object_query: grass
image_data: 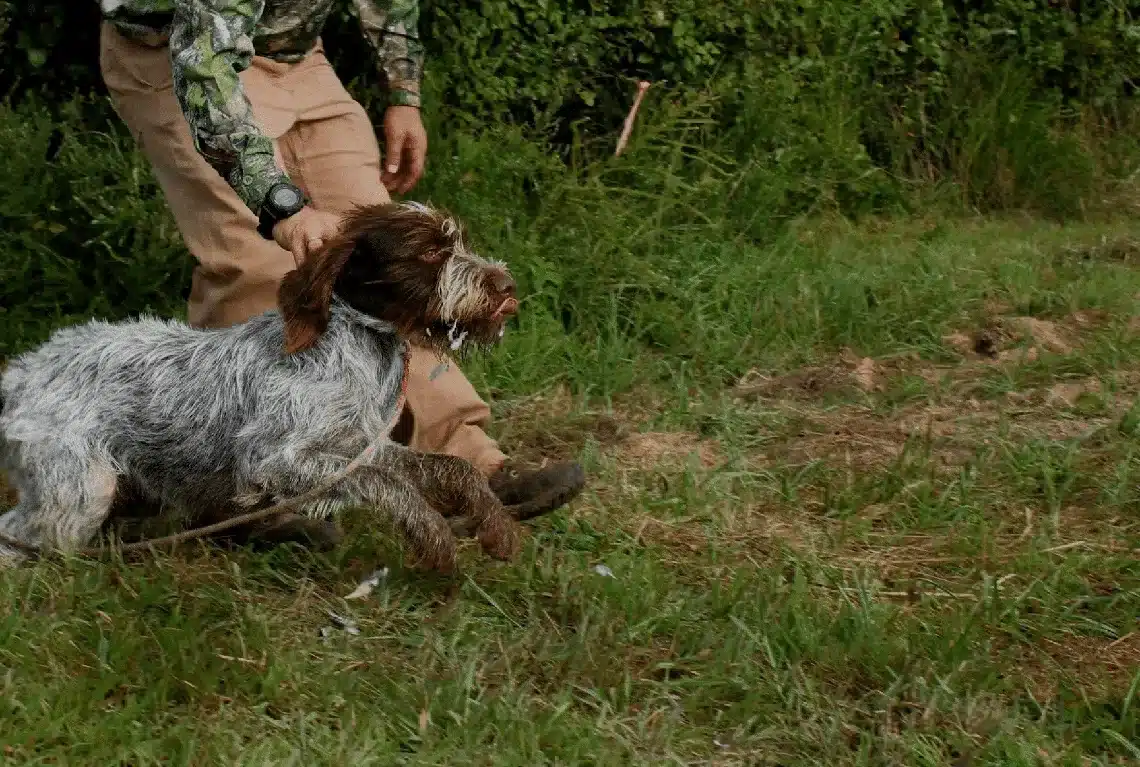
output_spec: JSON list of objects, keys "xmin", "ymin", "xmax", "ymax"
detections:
[
  {"xmin": 2, "ymin": 86, "xmax": 1140, "ymax": 764},
  {"xmin": 3, "ymin": 214, "xmax": 1139, "ymax": 765}
]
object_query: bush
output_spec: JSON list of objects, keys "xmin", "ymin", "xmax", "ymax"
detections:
[
  {"xmin": 4, "ymin": 2, "xmax": 1137, "ymax": 208},
  {"xmin": 3, "ymin": 1, "xmax": 1138, "ymax": 134},
  {"xmin": 1, "ymin": 1, "xmax": 1139, "ymax": 363},
  {"xmin": 0, "ymin": 98, "xmax": 193, "ymax": 357}
]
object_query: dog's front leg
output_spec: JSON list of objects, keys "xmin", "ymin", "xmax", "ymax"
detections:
[
  {"xmin": 250, "ymin": 452, "xmax": 460, "ymax": 573},
  {"xmin": 369, "ymin": 445, "xmax": 521, "ymax": 563},
  {"xmin": 343, "ymin": 464, "xmax": 461, "ymax": 573}
]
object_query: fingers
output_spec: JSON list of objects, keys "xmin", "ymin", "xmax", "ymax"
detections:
[
  {"xmin": 382, "ymin": 107, "xmax": 428, "ymax": 195},
  {"xmin": 291, "ymin": 236, "xmax": 309, "ymax": 266},
  {"xmin": 283, "ymin": 218, "xmax": 316, "ymax": 265},
  {"xmin": 383, "ymin": 128, "xmax": 406, "ymax": 193},
  {"xmin": 278, "ymin": 210, "xmax": 341, "ymax": 265},
  {"xmin": 302, "ymin": 217, "xmax": 341, "ymax": 262},
  {"xmin": 385, "ymin": 133, "xmax": 424, "ymax": 195},
  {"xmin": 396, "ymin": 138, "xmax": 425, "ymax": 195}
]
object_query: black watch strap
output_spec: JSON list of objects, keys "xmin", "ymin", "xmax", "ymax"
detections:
[{"xmin": 257, "ymin": 181, "xmax": 307, "ymax": 240}]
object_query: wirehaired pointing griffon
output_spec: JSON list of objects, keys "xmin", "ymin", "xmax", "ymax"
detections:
[{"xmin": 0, "ymin": 202, "xmax": 524, "ymax": 572}]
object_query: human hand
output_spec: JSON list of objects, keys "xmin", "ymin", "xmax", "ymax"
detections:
[
  {"xmin": 381, "ymin": 105, "xmax": 427, "ymax": 195},
  {"xmin": 272, "ymin": 207, "xmax": 342, "ymax": 265}
]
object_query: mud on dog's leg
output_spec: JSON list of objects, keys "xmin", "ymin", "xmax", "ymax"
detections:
[
  {"xmin": 375, "ymin": 447, "xmax": 521, "ymax": 562},
  {"xmin": 314, "ymin": 463, "xmax": 460, "ymax": 573}
]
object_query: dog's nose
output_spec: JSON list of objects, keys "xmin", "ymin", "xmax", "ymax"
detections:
[{"xmin": 489, "ymin": 270, "xmax": 515, "ymax": 296}]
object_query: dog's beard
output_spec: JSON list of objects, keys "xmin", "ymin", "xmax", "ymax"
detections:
[
  {"xmin": 421, "ymin": 255, "xmax": 514, "ymax": 358},
  {"xmin": 413, "ymin": 315, "xmax": 508, "ymax": 360}
]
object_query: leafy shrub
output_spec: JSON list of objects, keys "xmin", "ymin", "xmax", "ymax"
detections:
[
  {"xmin": 0, "ymin": 98, "xmax": 192, "ymax": 357},
  {"xmin": 3, "ymin": 1, "xmax": 1138, "ymax": 134},
  {"xmin": 1, "ymin": 0, "xmax": 1139, "ymax": 363}
]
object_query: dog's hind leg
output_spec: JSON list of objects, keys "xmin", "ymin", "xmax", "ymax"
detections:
[
  {"xmin": 0, "ymin": 502, "xmax": 37, "ymax": 565},
  {"xmin": 0, "ymin": 454, "xmax": 118, "ymax": 564}
]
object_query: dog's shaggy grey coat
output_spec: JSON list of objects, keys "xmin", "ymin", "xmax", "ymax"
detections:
[{"xmin": 0, "ymin": 201, "xmax": 521, "ymax": 570}]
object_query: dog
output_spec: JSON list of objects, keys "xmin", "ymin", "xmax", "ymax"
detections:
[{"xmin": 0, "ymin": 201, "xmax": 525, "ymax": 572}]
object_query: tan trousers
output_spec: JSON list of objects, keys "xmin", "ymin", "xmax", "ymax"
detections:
[{"xmin": 98, "ymin": 23, "xmax": 507, "ymax": 476}]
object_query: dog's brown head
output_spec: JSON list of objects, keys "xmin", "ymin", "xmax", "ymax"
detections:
[{"xmin": 278, "ymin": 202, "xmax": 518, "ymax": 356}]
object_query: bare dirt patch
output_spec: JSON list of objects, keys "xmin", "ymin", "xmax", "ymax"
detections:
[
  {"xmin": 954, "ymin": 315, "xmax": 1078, "ymax": 362},
  {"xmin": 770, "ymin": 405, "xmax": 968, "ymax": 474},
  {"xmin": 944, "ymin": 308, "xmax": 1120, "ymax": 366},
  {"xmin": 619, "ymin": 431, "xmax": 723, "ymax": 471},
  {"xmin": 760, "ymin": 372, "xmax": 1134, "ymax": 479},
  {"xmin": 1044, "ymin": 377, "xmax": 1102, "ymax": 408},
  {"xmin": 1003, "ymin": 316, "xmax": 1076, "ymax": 355},
  {"xmin": 733, "ymin": 349, "xmax": 885, "ymax": 402},
  {"xmin": 736, "ymin": 305, "xmax": 1123, "ymax": 412}
]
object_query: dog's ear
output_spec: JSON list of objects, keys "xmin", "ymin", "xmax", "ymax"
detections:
[{"xmin": 277, "ymin": 234, "xmax": 355, "ymax": 355}]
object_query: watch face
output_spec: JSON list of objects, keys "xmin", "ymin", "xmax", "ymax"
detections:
[{"xmin": 271, "ymin": 185, "xmax": 302, "ymax": 211}]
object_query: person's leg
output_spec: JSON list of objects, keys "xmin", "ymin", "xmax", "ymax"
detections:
[
  {"xmin": 98, "ymin": 24, "xmax": 340, "ymax": 548},
  {"xmin": 277, "ymin": 48, "xmax": 509, "ymax": 476},
  {"xmin": 99, "ymin": 23, "xmax": 300, "ymax": 329},
  {"xmin": 279, "ymin": 48, "xmax": 586, "ymax": 515}
]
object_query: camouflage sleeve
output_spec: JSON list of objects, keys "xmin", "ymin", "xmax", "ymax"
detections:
[
  {"xmin": 169, "ymin": 0, "xmax": 290, "ymax": 216},
  {"xmin": 352, "ymin": 0, "xmax": 425, "ymax": 108}
]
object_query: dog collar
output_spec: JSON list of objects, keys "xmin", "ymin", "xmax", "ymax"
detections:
[{"xmin": 394, "ymin": 341, "xmax": 411, "ymax": 417}]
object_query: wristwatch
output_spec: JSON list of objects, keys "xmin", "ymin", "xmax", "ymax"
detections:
[{"xmin": 257, "ymin": 181, "xmax": 306, "ymax": 240}]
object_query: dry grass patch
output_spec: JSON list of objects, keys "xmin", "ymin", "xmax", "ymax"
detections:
[
  {"xmin": 619, "ymin": 431, "xmax": 724, "ymax": 471},
  {"xmin": 1055, "ymin": 235, "xmax": 1140, "ymax": 266},
  {"xmin": 733, "ymin": 348, "xmax": 886, "ymax": 402},
  {"xmin": 489, "ymin": 384, "xmax": 633, "ymax": 463},
  {"xmin": 1015, "ymin": 632, "xmax": 1140, "ymax": 703}
]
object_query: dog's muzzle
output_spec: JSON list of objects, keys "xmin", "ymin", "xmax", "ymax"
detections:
[{"xmin": 492, "ymin": 298, "xmax": 519, "ymax": 321}]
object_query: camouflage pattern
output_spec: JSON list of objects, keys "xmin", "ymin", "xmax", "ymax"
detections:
[
  {"xmin": 354, "ymin": 0, "xmax": 423, "ymax": 106},
  {"xmin": 98, "ymin": 0, "xmax": 424, "ymax": 215}
]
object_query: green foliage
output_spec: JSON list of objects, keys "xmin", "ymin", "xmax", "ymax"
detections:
[
  {"xmin": 2, "ymin": 8, "xmax": 1140, "ymax": 762},
  {"xmin": 0, "ymin": 98, "xmax": 193, "ymax": 355},
  {"xmin": 328, "ymin": 0, "xmax": 1140, "ymax": 149},
  {"xmin": 3, "ymin": 1, "xmax": 1139, "ymax": 132},
  {"xmin": 0, "ymin": 0, "xmax": 1138, "ymax": 360},
  {"xmin": 3, "ymin": 87, "xmax": 1139, "ymax": 383}
]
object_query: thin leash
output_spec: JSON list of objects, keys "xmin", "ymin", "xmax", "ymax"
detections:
[{"xmin": 0, "ymin": 345, "xmax": 413, "ymax": 562}]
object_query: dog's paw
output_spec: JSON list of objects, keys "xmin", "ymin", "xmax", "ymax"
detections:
[
  {"xmin": 416, "ymin": 545, "xmax": 458, "ymax": 574},
  {"xmin": 411, "ymin": 525, "xmax": 459, "ymax": 574},
  {"xmin": 476, "ymin": 514, "xmax": 522, "ymax": 562},
  {"xmin": 0, "ymin": 543, "xmax": 31, "ymax": 568}
]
